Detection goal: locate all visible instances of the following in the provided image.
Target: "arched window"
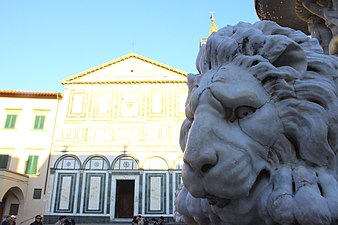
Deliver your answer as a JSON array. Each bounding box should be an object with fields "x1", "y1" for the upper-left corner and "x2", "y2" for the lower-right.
[
  {"x1": 143, "y1": 157, "x2": 168, "y2": 170},
  {"x1": 112, "y1": 156, "x2": 138, "y2": 170},
  {"x1": 83, "y1": 156, "x2": 108, "y2": 170},
  {"x1": 55, "y1": 155, "x2": 81, "y2": 169}
]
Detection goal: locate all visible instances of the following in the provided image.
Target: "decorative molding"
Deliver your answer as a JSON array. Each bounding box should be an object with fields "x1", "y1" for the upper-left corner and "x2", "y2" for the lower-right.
[
  {"x1": 67, "y1": 91, "x2": 88, "y2": 118},
  {"x1": 61, "y1": 53, "x2": 187, "y2": 85},
  {"x1": 63, "y1": 80, "x2": 187, "y2": 85}
]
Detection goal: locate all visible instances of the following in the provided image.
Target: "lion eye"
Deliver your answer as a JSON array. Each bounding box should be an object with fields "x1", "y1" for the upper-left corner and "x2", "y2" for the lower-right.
[{"x1": 234, "y1": 106, "x2": 256, "y2": 119}]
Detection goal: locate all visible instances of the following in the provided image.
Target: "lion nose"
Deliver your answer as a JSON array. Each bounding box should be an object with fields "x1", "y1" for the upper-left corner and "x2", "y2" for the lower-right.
[
  {"x1": 183, "y1": 117, "x2": 219, "y2": 174},
  {"x1": 184, "y1": 148, "x2": 218, "y2": 174},
  {"x1": 201, "y1": 163, "x2": 216, "y2": 173}
]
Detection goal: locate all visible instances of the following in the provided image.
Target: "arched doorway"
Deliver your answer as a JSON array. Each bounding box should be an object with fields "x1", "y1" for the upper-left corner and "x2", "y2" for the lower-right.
[
  {"x1": 0, "y1": 187, "x2": 25, "y2": 219},
  {"x1": 111, "y1": 155, "x2": 140, "y2": 221}
]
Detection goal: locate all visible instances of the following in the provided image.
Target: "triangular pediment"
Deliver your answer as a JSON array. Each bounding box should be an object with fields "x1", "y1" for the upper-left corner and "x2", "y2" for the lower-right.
[{"x1": 61, "y1": 53, "x2": 187, "y2": 85}]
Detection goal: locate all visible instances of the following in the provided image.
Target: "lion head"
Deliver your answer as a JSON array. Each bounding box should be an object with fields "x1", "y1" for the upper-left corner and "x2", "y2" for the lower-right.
[{"x1": 176, "y1": 21, "x2": 338, "y2": 225}]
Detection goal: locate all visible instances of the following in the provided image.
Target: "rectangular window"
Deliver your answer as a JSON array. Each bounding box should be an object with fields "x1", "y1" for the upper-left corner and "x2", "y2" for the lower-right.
[
  {"x1": 0, "y1": 155, "x2": 10, "y2": 169},
  {"x1": 9, "y1": 204, "x2": 19, "y2": 215},
  {"x1": 33, "y1": 188, "x2": 42, "y2": 199},
  {"x1": 4, "y1": 114, "x2": 17, "y2": 129},
  {"x1": 33, "y1": 115, "x2": 45, "y2": 130},
  {"x1": 25, "y1": 155, "x2": 39, "y2": 174}
]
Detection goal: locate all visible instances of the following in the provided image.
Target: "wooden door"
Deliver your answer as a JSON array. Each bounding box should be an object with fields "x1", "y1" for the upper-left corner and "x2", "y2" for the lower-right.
[
  {"x1": 115, "y1": 180, "x2": 135, "y2": 218},
  {"x1": 0, "y1": 201, "x2": 5, "y2": 220}
]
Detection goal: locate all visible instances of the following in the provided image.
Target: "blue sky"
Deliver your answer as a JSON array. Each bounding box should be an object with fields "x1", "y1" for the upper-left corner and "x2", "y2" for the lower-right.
[{"x1": 0, "y1": 1, "x2": 259, "y2": 92}]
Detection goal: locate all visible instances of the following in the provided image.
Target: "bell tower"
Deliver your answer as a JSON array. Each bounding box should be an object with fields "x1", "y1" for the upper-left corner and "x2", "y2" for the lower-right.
[{"x1": 200, "y1": 12, "x2": 219, "y2": 47}]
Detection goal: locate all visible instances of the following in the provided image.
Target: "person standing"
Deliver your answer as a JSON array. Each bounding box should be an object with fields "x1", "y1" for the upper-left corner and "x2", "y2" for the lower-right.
[
  {"x1": 158, "y1": 216, "x2": 165, "y2": 225},
  {"x1": 137, "y1": 215, "x2": 144, "y2": 225},
  {"x1": 30, "y1": 215, "x2": 43, "y2": 225},
  {"x1": 55, "y1": 216, "x2": 67, "y2": 225},
  {"x1": 1, "y1": 216, "x2": 10, "y2": 225},
  {"x1": 151, "y1": 218, "x2": 158, "y2": 225},
  {"x1": 143, "y1": 217, "x2": 149, "y2": 225},
  {"x1": 66, "y1": 218, "x2": 75, "y2": 225},
  {"x1": 132, "y1": 216, "x2": 138, "y2": 225},
  {"x1": 9, "y1": 215, "x2": 16, "y2": 225}
]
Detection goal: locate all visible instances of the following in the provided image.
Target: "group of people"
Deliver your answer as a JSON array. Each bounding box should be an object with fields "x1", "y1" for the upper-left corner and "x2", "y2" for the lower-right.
[
  {"x1": 2, "y1": 215, "x2": 76, "y2": 225},
  {"x1": 2, "y1": 214, "x2": 43, "y2": 225},
  {"x1": 2, "y1": 214, "x2": 166, "y2": 225},
  {"x1": 132, "y1": 215, "x2": 166, "y2": 225},
  {"x1": 1, "y1": 215, "x2": 16, "y2": 225},
  {"x1": 55, "y1": 216, "x2": 75, "y2": 225}
]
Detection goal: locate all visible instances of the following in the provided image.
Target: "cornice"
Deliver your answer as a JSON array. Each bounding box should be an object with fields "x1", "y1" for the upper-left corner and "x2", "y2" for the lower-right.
[
  {"x1": 0, "y1": 90, "x2": 63, "y2": 99},
  {"x1": 61, "y1": 53, "x2": 188, "y2": 84},
  {"x1": 63, "y1": 80, "x2": 187, "y2": 85}
]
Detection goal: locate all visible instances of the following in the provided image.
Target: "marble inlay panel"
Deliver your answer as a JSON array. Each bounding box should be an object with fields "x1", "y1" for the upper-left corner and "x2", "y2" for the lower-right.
[
  {"x1": 59, "y1": 176, "x2": 72, "y2": 209},
  {"x1": 88, "y1": 176, "x2": 101, "y2": 210},
  {"x1": 55, "y1": 173, "x2": 76, "y2": 213},
  {"x1": 149, "y1": 176, "x2": 161, "y2": 210}
]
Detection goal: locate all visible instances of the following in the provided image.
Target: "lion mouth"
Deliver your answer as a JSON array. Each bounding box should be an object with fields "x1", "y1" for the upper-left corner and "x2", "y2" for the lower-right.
[
  {"x1": 205, "y1": 169, "x2": 270, "y2": 208},
  {"x1": 206, "y1": 194, "x2": 231, "y2": 208}
]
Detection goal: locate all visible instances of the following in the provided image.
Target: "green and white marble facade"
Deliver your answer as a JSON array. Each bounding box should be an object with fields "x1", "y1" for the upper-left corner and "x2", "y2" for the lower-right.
[
  {"x1": 43, "y1": 54, "x2": 187, "y2": 223},
  {"x1": 45, "y1": 154, "x2": 182, "y2": 223}
]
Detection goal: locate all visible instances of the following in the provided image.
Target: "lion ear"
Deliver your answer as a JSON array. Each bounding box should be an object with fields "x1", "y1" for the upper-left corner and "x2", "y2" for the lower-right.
[
  {"x1": 179, "y1": 119, "x2": 192, "y2": 152},
  {"x1": 263, "y1": 36, "x2": 307, "y2": 71}
]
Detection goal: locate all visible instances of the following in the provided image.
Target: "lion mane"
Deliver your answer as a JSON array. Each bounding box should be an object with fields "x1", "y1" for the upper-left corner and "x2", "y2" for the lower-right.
[{"x1": 176, "y1": 21, "x2": 338, "y2": 225}]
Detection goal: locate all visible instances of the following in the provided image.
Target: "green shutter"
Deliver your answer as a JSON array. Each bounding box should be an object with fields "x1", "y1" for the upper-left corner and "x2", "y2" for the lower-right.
[
  {"x1": 33, "y1": 115, "x2": 45, "y2": 130},
  {"x1": 4, "y1": 114, "x2": 17, "y2": 129},
  {"x1": 33, "y1": 116, "x2": 40, "y2": 129},
  {"x1": 40, "y1": 116, "x2": 45, "y2": 129},
  {"x1": 25, "y1": 155, "x2": 39, "y2": 174},
  {"x1": 0, "y1": 155, "x2": 9, "y2": 169}
]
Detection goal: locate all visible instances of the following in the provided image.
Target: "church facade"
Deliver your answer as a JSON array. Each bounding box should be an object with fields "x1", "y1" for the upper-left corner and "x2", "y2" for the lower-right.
[
  {"x1": 42, "y1": 53, "x2": 188, "y2": 223},
  {"x1": 0, "y1": 15, "x2": 219, "y2": 224}
]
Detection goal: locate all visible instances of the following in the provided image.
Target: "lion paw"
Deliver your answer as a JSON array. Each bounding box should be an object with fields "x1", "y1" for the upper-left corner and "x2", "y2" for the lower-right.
[{"x1": 266, "y1": 165, "x2": 338, "y2": 225}]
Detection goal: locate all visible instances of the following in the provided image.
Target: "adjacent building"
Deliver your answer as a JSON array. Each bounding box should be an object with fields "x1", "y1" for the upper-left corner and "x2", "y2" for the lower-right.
[{"x1": 0, "y1": 91, "x2": 62, "y2": 223}]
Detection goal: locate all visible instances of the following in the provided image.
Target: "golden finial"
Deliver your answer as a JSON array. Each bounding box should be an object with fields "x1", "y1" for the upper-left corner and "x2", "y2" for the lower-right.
[{"x1": 208, "y1": 11, "x2": 218, "y2": 36}]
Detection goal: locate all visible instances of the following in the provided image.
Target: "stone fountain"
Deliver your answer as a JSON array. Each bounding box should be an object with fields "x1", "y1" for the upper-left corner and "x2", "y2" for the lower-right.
[{"x1": 255, "y1": 0, "x2": 338, "y2": 55}]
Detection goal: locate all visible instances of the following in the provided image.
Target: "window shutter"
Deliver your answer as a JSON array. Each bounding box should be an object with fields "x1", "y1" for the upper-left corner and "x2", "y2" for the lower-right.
[
  {"x1": 40, "y1": 116, "x2": 45, "y2": 129},
  {"x1": 0, "y1": 155, "x2": 9, "y2": 169},
  {"x1": 25, "y1": 155, "x2": 39, "y2": 174},
  {"x1": 33, "y1": 116, "x2": 40, "y2": 129},
  {"x1": 5, "y1": 114, "x2": 17, "y2": 129},
  {"x1": 34, "y1": 115, "x2": 46, "y2": 130}
]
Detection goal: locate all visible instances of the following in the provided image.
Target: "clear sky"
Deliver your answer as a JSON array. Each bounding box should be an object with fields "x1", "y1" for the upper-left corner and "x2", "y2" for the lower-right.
[{"x1": 0, "y1": 1, "x2": 259, "y2": 92}]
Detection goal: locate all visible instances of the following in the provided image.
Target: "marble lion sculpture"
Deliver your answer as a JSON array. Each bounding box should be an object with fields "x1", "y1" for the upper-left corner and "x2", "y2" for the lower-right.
[{"x1": 176, "y1": 21, "x2": 338, "y2": 225}]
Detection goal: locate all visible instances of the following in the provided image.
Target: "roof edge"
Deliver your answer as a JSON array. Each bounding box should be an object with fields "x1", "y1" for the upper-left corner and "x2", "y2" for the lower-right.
[
  {"x1": 0, "y1": 90, "x2": 63, "y2": 99},
  {"x1": 62, "y1": 80, "x2": 188, "y2": 85},
  {"x1": 61, "y1": 53, "x2": 188, "y2": 84}
]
